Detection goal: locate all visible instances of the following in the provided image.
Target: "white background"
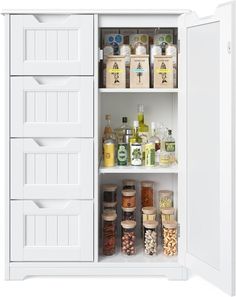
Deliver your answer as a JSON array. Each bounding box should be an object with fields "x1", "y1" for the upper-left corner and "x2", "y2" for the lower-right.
[{"x1": 0, "y1": 0, "x2": 230, "y2": 296}]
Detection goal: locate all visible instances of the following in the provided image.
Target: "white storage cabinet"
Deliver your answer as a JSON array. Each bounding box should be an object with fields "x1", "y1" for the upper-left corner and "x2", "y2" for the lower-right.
[{"x1": 3, "y1": 4, "x2": 236, "y2": 296}]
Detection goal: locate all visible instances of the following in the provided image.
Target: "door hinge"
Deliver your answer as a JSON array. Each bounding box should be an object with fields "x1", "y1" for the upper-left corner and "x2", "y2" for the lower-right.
[
  {"x1": 227, "y1": 41, "x2": 231, "y2": 54},
  {"x1": 99, "y1": 49, "x2": 103, "y2": 61},
  {"x1": 177, "y1": 40, "x2": 180, "y2": 54},
  {"x1": 178, "y1": 223, "x2": 180, "y2": 237}
]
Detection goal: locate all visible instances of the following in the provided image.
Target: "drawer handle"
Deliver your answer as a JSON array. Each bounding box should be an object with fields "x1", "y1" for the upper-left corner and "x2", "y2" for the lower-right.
[
  {"x1": 33, "y1": 138, "x2": 71, "y2": 147},
  {"x1": 33, "y1": 200, "x2": 71, "y2": 209},
  {"x1": 33, "y1": 14, "x2": 70, "y2": 23},
  {"x1": 33, "y1": 76, "x2": 70, "y2": 86}
]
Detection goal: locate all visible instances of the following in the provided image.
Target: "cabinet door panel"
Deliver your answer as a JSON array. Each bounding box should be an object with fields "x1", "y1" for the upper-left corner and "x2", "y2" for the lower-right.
[
  {"x1": 180, "y1": 2, "x2": 234, "y2": 295},
  {"x1": 11, "y1": 200, "x2": 93, "y2": 261},
  {"x1": 11, "y1": 139, "x2": 93, "y2": 199},
  {"x1": 11, "y1": 76, "x2": 93, "y2": 137},
  {"x1": 11, "y1": 15, "x2": 93, "y2": 75}
]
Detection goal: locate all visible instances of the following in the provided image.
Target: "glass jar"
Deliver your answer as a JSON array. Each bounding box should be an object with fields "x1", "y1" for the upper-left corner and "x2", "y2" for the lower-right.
[
  {"x1": 122, "y1": 189, "x2": 136, "y2": 208},
  {"x1": 161, "y1": 207, "x2": 175, "y2": 222},
  {"x1": 141, "y1": 181, "x2": 154, "y2": 207},
  {"x1": 163, "y1": 221, "x2": 178, "y2": 256},
  {"x1": 121, "y1": 220, "x2": 136, "y2": 255},
  {"x1": 103, "y1": 184, "x2": 117, "y2": 203},
  {"x1": 141, "y1": 206, "x2": 157, "y2": 236},
  {"x1": 122, "y1": 179, "x2": 136, "y2": 190},
  {"x1": 122, "y1": 207, "x2": 136, "y2": 221},
  {"x1": 159, "y1": 190, "x2": 173, "y2": 209},
  {"x1": 103, "y1": 201, "x2": 117, "y2": 212},
  {"x1": 102, "y1": 211, "x2": 117, "y2": 256},
  {"x1": 143, "y1": 220, "x2": 158, "y2": 255}
]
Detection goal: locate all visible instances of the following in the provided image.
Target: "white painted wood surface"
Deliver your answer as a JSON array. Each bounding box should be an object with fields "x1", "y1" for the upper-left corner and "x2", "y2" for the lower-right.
[
  {"x1": 11, "y1": 76, "x2": 93, "y2": 137},
  {"x1": 11, "y1": 15, "x2": 94, "y2": 75},
  {"x1": 11, "y1": 200, "x2": 93, "y2": 261},
  {"x1": 11, "y1": 138, "x2": 94, "y2": 199},
  {"x1": 184, "y1": 3, "x2": 234, "y2": 295}
]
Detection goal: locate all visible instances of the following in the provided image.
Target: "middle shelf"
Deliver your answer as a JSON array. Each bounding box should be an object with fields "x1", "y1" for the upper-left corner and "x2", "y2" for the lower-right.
[{"x1": 99, "y1": 164, "x2": 178, "y2": 174}]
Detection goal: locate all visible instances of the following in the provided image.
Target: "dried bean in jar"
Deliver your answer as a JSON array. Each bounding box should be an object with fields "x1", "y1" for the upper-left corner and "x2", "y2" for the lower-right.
[
  {"x1": 121, "y1": 220, "x2": 136, "y2": 256},
  {"x1": 163, "y1": 221, "x2": 178, "y2": 256},
  {"x1": 143, "y1": 220, "x2": 158, "y2": 255}
]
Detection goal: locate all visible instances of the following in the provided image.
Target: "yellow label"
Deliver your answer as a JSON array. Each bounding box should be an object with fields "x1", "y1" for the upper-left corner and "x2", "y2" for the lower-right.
[
  {"x1": 156, "y1": 68, "x2": 172, "y2": 73},
  {"x1": 104, "y1": 143, "x2": 115, "y2": 167},
  {"x1": 108, "y1": 69, "x2": 124, "y2": 74}
]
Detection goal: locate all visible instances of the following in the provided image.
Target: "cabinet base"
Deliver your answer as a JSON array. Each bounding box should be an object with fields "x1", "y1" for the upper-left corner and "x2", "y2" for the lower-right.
[{"x1": 8, "y1": 263, "x2": 188, "y2": 281}]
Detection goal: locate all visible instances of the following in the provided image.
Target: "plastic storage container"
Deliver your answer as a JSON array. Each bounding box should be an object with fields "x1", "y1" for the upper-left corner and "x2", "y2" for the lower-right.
[
  {"x1": 102, "y1": 211, "x2": 117, "y2": 256},
  {"x1": 163, "y1": 221, "x2": 178, "y2": 256},
  {"x1": 122, "y1": 189, "x2": 136, "y2": 208},
  {"x1": 159, "y1": 190, "x2": 173, "y2": 209},
  {"x1": 143, "y1": 220, "x2": 158, "y2": 255},
  {"x1": 121, "y1": 220, "x2": 136, "y2": 255},
  {"x1": 141, "y1": 181, "x2": 154, "y2": 207},
  {"x1": 122, "y1": 207, "x2": 136, "y2": 221}
]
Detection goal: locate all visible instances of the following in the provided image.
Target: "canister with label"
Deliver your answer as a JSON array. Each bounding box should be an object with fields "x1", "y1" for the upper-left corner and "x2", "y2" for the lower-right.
[
  {"x1": 130, "y1": 55, "x2": 150, "y2": 88},
  {"x1": 154, "y1": 55, "x2": 173, "y2": 88},
  {"x1": 106, "y1": 56, "x2": 126, "y2": 88}
]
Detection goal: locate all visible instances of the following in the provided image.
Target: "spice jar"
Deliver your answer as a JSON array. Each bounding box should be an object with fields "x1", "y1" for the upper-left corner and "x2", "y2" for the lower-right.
[
  {"x1": 161, "y1": 208, "x2": 175, "y2": 222},
  {"x1": 103, "y1": 201, "x2": 117, "y2": 211},
  {"x1": 102, "y1": 211, "x2": 117, "y2": 256},
  {"x1": 159, "y1": 190, "x2": 173, "y2": 209},
  {"x1": 103, "y1": 184, "x2": 117, "y2": 203},
  {"x1": 141, "y1": 181, "x2": 154, "y2": 207},
  {"x1": 122, "y1": 189, "x2": 136, "y2": 208},
  {"x1": 122, "y1": 207, "x2": 136, "y2": 221},
  {"x1": 141, "y1": 206, "x2": 157, "y2": 236},
  {"x1": 122, "y1": 179, "x2": 136, "y2": 190},
  {"x1": 143, "y1": 220, "x2": 158, "y2": 255},
  {"x1": 121, "y1": 220, "x2": 136, "y2": 255},
  {"x1": 163, "y1": 221, "x2": 178, "y2": 256}
]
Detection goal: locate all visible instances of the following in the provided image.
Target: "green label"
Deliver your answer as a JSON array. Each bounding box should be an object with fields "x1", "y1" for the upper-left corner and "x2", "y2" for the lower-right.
[
  {"x1": 165, "y1": 142, "x2": 175, "y2": 152},
  {"x1": 117, "y1": 144, "x2": 128, "y2": 165}
]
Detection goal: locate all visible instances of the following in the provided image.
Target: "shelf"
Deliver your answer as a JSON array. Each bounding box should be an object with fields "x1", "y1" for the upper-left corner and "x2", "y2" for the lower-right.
[
  {"x1": 99, "y1": 88, "x2": 179, "y2": 93},
  {"x1": 99, "y1": 241, "x2": 178, "y2": 266},
  {"x1": 99, "y1": 164, "x2": 178, "y2": 174}
]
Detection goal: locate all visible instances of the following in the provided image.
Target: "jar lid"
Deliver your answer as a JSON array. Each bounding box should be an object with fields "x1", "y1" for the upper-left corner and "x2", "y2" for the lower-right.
[
  {"x1": 103, "y1": 209, "x2": 116, "y2": 215},
  {"x1": 143, "y1": 220, "x2": 158, "y2": 229},
  {"x1": 161, "y1": 207, "x2": 175, "y2": 215},
  {"x1": 163, "y1": 220, "x2": 177, "y2": 229},
  {"x1": 159, "y1": 190, "x2": 173, "y2": 196},
  {"x1": 102, "y1": 212, "x2": 117, "y2": 221},
  {"x1": 122, "y1": 189, "x2": 136, "y2": 196},
  {"x1": 122, "y1": 206, "x2": 136, "y2": 212},
  {"x1": 121, "y1": 220, "x2": 136, "y2": 229},
  {"x1": 142, "y1": 206, "x2": 157, "y2": 215},
  {"x1": 122, "y1": 179, "x2": 136, "y2": 186},
  {"x1": 103, "y1": 184, "x2": 118, "y2": 192},
  {"x1": 141, "y1": 180, "x2": 154, "y2": 187},
  {"x1": 103, "y1": 201, "x2": 117, "y2": 208}
]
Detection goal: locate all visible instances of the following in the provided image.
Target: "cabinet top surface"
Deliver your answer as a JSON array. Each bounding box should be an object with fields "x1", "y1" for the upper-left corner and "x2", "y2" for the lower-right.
[{"x1": 2, "y1": 9, "x2": 190, "y2": 15}]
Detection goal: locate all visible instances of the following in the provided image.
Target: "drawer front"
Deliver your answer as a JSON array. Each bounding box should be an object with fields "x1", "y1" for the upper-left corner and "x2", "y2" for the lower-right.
[
  {"x1": 11, "y1": 15, "x2": 93, "y2": 75},
  {"x1": 11, "y1": 139, "x2": 93, "y2": 199},
  {"x1": 11, "y1": 200, "x2": 93, "y2": 261},
  {"x1": 11, "y1": 76, "x2": 93, "y2": 137}
]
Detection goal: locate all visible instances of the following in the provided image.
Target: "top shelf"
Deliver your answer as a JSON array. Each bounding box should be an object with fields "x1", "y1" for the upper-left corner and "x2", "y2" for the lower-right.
[{"x1": 99, "y1": 88, "x2": 179, "y2": 93}]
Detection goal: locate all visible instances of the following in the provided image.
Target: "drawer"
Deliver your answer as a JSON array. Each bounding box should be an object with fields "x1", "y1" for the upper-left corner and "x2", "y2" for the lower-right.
[
  {"x1": 11, "y1": 138, "x2": 93, "y2": 199},
  {"x1": 11, "y1": 76, "x2": 93, "y2": 137},
  {"x1": 11, "y1": 200, "x2": 93, "y2": 261},
  {"x1": 11, "y1": 15, "x2": 93, "y2": 75}
]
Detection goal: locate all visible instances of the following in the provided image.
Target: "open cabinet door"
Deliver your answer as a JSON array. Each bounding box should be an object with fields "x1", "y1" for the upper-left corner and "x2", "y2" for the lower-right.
[{"x1": 179, "y1": 2, "x2": 235, "y2": 295}]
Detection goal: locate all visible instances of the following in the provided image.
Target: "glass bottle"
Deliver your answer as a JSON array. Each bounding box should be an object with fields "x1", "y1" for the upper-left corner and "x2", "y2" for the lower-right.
[
  {"x1": 129, "y1": 121, "x2": 142, "y2": 145},
  {"x1": 165, "y1": 129, "x2": 176, "y2": 165},
  {"x1": 159, "y1": 138, "x2": 170, "y2": 167},
  {"x1": 137, "y1": 104, "x2": 149, "y2": 145},
  {"x1": 149, "y1": 122, "x2": 161, "y2": 165},
  {"x1": 102, "y1": 114, "x2": 116, "y2": 143},
  {"x1": 129, "y1": 121, "x2": 142, "y2": 166},
  {"x1": 114, "y1": 116, "x2": 131, "y2": 144}
]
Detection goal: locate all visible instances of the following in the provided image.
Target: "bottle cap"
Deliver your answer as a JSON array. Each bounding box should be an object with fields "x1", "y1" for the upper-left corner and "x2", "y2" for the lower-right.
[
  {"x1": 133, "y1": 120, "x2": 139, "y2": 128},
  {"x1": 141, "y1": 180, "x2": 154, "y2": 187},
  {"x1": 123, "y1": 179, "x2": 136, "y2": 186},
  {"x1": 143, "y1": 220, "x2": 158, "y2": 229},
  {"x1": 137, "y1": 104, "x2": 144, "y2": 113},
  {"x1": 168, "y1": 129, "x2": 172, "y2": 135},
  {"x1": 122, "y1": 117, "x2": 128, "y2": 123},
  {"x1": 121, "y1": 220, "x2": 136, "y2": 229}
]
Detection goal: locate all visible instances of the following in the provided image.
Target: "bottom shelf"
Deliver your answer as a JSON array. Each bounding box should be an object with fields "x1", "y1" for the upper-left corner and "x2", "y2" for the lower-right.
[{"x1": 99, "y1": 240, "x2": 178, "y2": 265}]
